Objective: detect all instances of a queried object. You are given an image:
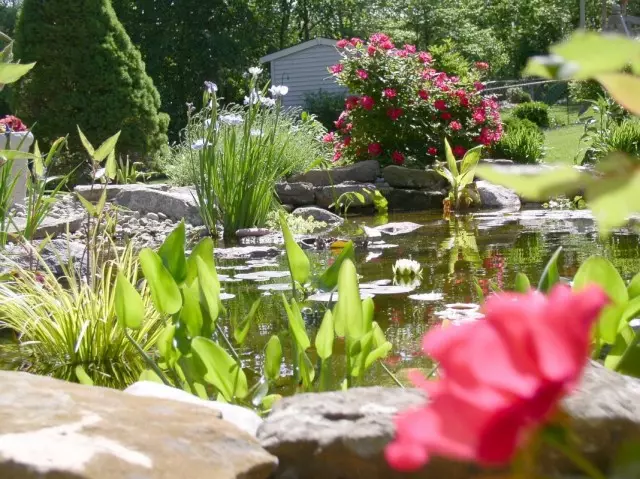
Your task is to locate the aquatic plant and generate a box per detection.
[435,139,482,210]
[392,258,422,278]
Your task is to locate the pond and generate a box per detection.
[2,207,640,396]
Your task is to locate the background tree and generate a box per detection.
[12,0,168,162]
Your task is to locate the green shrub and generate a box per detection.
[303,90,345,131]
[491,118,544,164]
[591,119,640,161]
[505,87,532,104]
[429,40,473,80]
[511,102,550,128]
[569,80,605,103]
[12,0,169,165]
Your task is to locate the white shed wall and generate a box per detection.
[270,44,347,108]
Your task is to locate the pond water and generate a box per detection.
[2,207,640,395]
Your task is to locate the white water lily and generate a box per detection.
[392,258,422,277]
[393,276,422,289]
[219,114,244,126]
[248,66,263,76]
[191,138,211,150]
[269,85,289,97]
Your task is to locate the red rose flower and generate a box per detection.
[459,97,470,107]
[322,132,335,143]
[418,52,433,64]
[440,112,452,121]
[351,37,364,46]
[370,33,389,43]
[361,96,375,110]
[345,96,359,110]
[383,88,397,99]
[474,81,485,91]
[357,69,369,80]
[343,136,352,147]
[0,115,27,132]
[336,39,350,48]
[387,107,404,121]
[475,61,490,70]
[473,108,486,124]
[333,150,342,162]
[427,147,438,155]
[391,151,405,165]
[418,90,429,100]
[404,44,417,54]
[452,145,466,157]
[368,142,383,156]
[367,45,377,56]
[385,284,608,471]
[334,118,345,129]
[329,64,343,74]
[434,99,447,111]
[450,121,462,131]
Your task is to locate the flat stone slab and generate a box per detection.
[289,160,380,187]
[0,370,276,479]
[386,188,445,211]
[276,182,315,206]
[382,165,446,189]
[314,182,377,209]
[10,213,84,239]
[215,246,280,260]
[291,206,343,225]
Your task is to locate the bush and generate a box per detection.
[327,33,502,167]
[303,90,345,131]
[569,80,605,103]
[12,0,169,164]
[505,87,532,104]
[591,119,640,161]
[511,102,550,128]
[491,118,544,164]
[428,40,473,80]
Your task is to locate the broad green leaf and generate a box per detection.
[279,211,310,285]
[186,237,215,285]
[0,61,35,85]
[315,310,334,360]
[114,272,145,329]
[435,164,455,187]
[350,331,373,377]
[572,256,628,304]
[75,193,96,216]
[32,141,43,177]
[264,335,282,381]
[139,369,163,384]
[93,130,121,163]
[371,321,387,347]
[538,247,562,293]
[233,298,260,345]
[75,365,93,386]
[192,336,248,401]
[0,150,40,161]
[597,74,640,116]
[139,248,182,315]
[45,137,67,168]
[458,145,482,188]
[77,126,95,157]
[334,259,364,341]
[362,297,374,333]
[317,241,355,290]
[597,304,626,345]
[514,272,531,293]
[475,165,587,201]
[251,379,269,407]
[282,295,310,350]
[444,138,459,176]
[196,256,220,333]
[157,323,177,365]
[180,282,203,337]
[158,222,187,284]
[628,272,640,299]
[105,149,117,180]
[261,394,282,410]
[365,341,392,369]
[298,350,315,388]
[95,189,108,216]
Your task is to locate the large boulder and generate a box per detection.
[291,207,344,225]
[275,182,315,206]
[114,185,203,226]
[382,166,446,190]
[476,180,521,209]
[386,188,446,211]
[0,370,277,479]
[314,182,377,209]
[258,362,640,478]
[289,160,380,187]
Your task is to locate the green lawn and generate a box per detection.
[544,124,585,164]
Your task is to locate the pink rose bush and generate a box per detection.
[327,33,502,166]
[385,284,608,471]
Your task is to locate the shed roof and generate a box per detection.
[260,38,338,63]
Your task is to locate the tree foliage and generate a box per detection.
[12,0,168,161]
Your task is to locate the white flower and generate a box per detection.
[244,90,261,105]
[219,114,244,126]
[392,258,422,277]
[191,138,211,150]
[204,81,218,93]
[260,97,276,107]
[250,128,262,136]
[269,85,289,97]
[248,66,263,76]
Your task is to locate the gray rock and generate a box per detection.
[479,158,515,166]
[236,228,275,238]
[74,183,169,203]
[314,182,377,209]
[258,362,640,479]
[374,222,423,236]
[146,212,159,221]
[276,182,315,206]
[10,214,85,240]
[291,207,344,225]
[289,160,380,187]
[0,370,276,479]
[215,246,281,260]
[476,180,521,209]
[1,239,87,278]
[386,188,446,211]
[382,166,446,189]
[125,381,263,438]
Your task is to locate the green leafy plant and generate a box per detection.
[116,155,146,184]
[510,101,550,128]
[505,87,532,104]
[303,90,345,131]
[491,118,544,164]
[435,139,482,209]
[579,94,629,164]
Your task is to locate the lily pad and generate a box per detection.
[220,292,236,301]
[257,283,293,292]
[365,251,383,262]
[374,222,422,236]
[363,285,416,295]
[217,265,253,271]
[234,271,290,281]
[445,303,480,311]
[368,242,399,249]
[408,292,444,301]
[307,291,375,302]
[360,279,393,288]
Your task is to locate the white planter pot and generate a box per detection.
[0,131,35,207]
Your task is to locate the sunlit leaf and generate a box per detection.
[105,149,117,180]
[196,256,220,333]
[282,295,310,350]
[317,241,355,290]
[75,193,96,216]
[139,248,182,315]
[75,365,93,386]
[350,331,373,377]
[538,247,562,293]
[180,282,203,337]
[365,341,392,369]
[279,211,310,285]
[192,336,248,401]
[459,145,482,189]
[362,297,375,333]
[261,394,282,410]
[32,140,43,177]
[114,272,145,329]
[233,298,260,345]
[158,221,187,284]
[597,74,640,116]
[315,310,334,360]
[628,272,640,299]
[444,138,459,177]
[0,61,35,85]
[93,130,121,163]
[371,321,387,348]
[77,126,95,157]
[573,256,628,304]
[298,349,315,388]
[139,369,163,384]
[334,259,364,341]
[186,237,215,285]
[514,272,531,293]
[264,335,282,381]
[157,323,177,366]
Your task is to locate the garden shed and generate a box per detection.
[260,38,347,108]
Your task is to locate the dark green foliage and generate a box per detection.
[303,90,344,130]
[12,0,169,163]
[511,102,551,128]
[506,87,532,104]
[492,118,544,164]
[591,119,640,161]
[569,80,605,103]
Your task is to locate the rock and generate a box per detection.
[1,239,87,278]
[276,182,315,206]
[215,246,281,260]
[0,370,277,479]
[124,381,263,438]
[291,207,344,225]
[314,182,377,209]
[158,212,167,220]
[374,222,423,236]
[476,180,521,209]
[236,228,275,238]
[386,188,446,211]
[10,214,85,240]
[289,160,380,187]
[258,362,640,478]
[146,212,159,221]
[382,166,446,189]
[479,158,515,166]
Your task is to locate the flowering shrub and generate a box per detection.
[0,115,27,133]
[325,33,502,167]
[385,283,608,471]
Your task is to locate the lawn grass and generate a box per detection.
[544,124,585,164]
